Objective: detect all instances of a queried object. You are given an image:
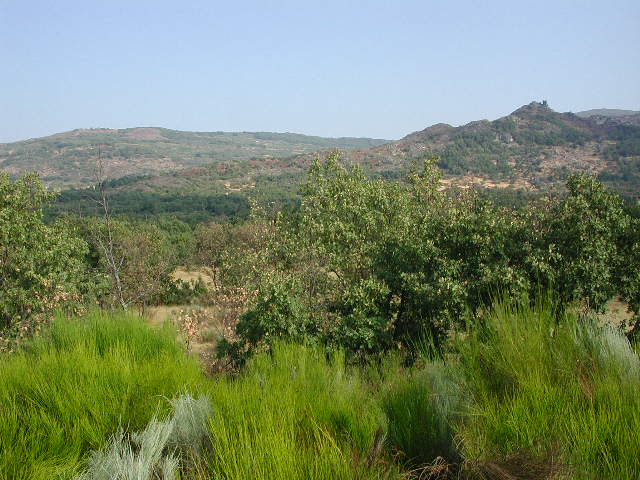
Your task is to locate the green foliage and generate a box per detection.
[543,174,630,309]
[618,215,640,334]
[0,173,94,343]
[217,278,314,364]
[142,216,198,267]
[193,219,280,291]
[78,217,179,308]
[0,310,205,480]
[216,156,638,363]
[605,125,640,158]
[48,189,250,225]
[329,278,394,359]
[154,277,208,306]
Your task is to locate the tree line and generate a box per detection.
[1,155,639,360]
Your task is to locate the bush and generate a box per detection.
[76,394,212,480]
[154,277,208,305]
[216,278,316,364]
[0,173,94,350]
[81,218,178,309]
[217,157,639,364]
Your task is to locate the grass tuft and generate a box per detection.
[77,394,211,480]
[458,296,640,479]
[204,343,395,479]
[0,310,204,480]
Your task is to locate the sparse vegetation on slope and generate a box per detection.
[39,102,640,227]
[0,128,388,187]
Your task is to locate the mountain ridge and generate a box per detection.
[576,108,640,118]
[0,128,389,186]
[4,103,640,213]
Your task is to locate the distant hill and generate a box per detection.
[574,109,640,128]
[279,101,640,198]
[52,102,639,223]
[10,102,640,222]
[360,102,640,197]
[0,128,389,187]
[576,109,640,118]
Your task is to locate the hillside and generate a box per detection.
[357,101,640,196]
[0,128,388,187]
[93,102,640,200]
[577,109,640,118]
[18,102,640,222]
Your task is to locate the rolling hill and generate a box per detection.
[354,101,640,196]
[576,109,640,118]
[0,128,389,187]
[5,101,640,223]
[104,101,638,201]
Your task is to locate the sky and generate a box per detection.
[1,0,639,143]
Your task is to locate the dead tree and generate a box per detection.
[92,149,129,309]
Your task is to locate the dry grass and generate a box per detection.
[144,305,225,369]
[596,297,636,329]
[474,454,571,480]
[172,268,215,287]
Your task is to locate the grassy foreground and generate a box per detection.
[459,300,640,478]
[0,311,205,480]
[1,301,639,479]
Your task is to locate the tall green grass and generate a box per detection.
[379,358,464,467]
[204,343,396,480]
[76,394,212,480]
[4,298,640,479]
[459,297,640,479]
[0,310,205,480]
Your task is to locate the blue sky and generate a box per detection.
[1,0,639,142]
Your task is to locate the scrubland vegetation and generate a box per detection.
[1,152,640,478]
[2,301,639,479]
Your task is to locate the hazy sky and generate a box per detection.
[1,0,639,142]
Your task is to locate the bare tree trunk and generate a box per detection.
[93,150,128,309]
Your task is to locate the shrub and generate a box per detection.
[76,394,212,480]
[216,278,316,364]
[0,173,94,350]
[81,218,177,309]
[219,157,639,364]
[154,277,208,305]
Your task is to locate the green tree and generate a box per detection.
[0,173,92,347]
[217,157,639,362]
[529,174,631,311]
[618,216,640,335]
[83,218,177,309]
